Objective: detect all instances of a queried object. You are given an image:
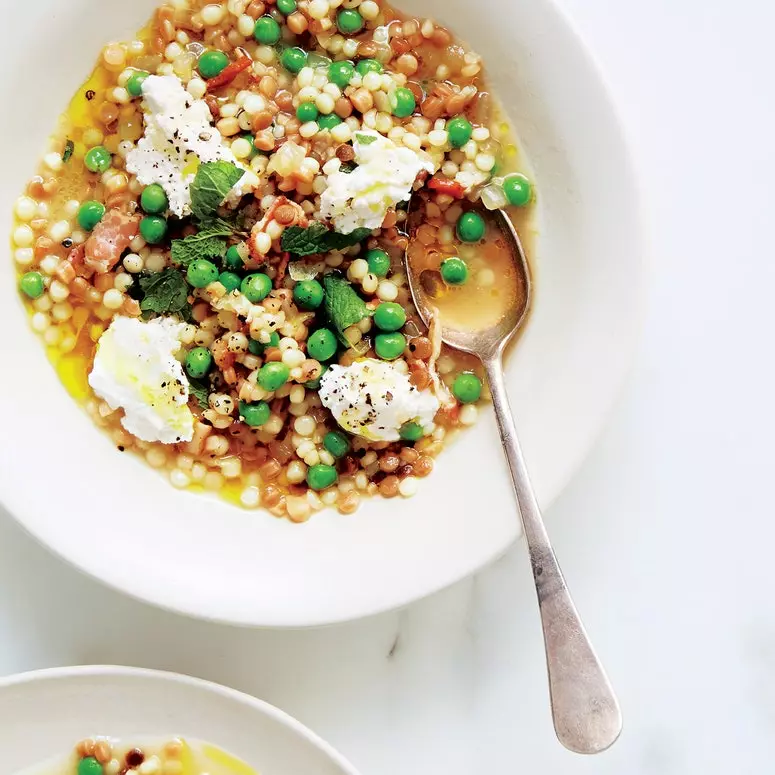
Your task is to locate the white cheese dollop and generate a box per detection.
[88,316,195,445]
[318,359,440,442]
[126,75,257,217]
[319,130,434,234]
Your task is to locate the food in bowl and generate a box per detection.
[11,0,535,520]
[21,738,256,775]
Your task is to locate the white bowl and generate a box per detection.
[0,666,359,775]
[0,0,642,626]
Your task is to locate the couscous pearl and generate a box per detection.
[187,77,207,100]
[49,280,70,303]
[399,476,419,497]
[36,201,49,218]
[360,0,379,19]
[308,0,330,20]
[297,67,315,88]
[289,385,306,404]
[315,93,336,114]
[15,196,37,221]
[33,295,53,312]
[49,220,72,242]
[114,273,134,292]
[287,460,308,484]
[123,253,144,273]
[319,450,336,467]
[459,404,479,425]
[330,122,352,143]
[347,258,369,281]
[361,273,378,295]
[472,126,491,142]
[63,199,80,219]
[204,471,224,490]
[299,121,319,138]
[40,255,60,274]
[170,469,191,489]
[31,312,50,333]
[52,302,73,322]
[231,137,253,159]
[202,3,226,24]
[237,14,255,37]
[165,42,183,61]
[363,71,382,92]
[475,152,496,171]
[377,280,398,301]
[221,458,242,479]
[44,152,63,172]
[13,225,34,248]
[71,229,87,245]
[130,235,146,252]
[103,289,124,310]
[243,93,267,114]
[43,326,62,346]
[428,129,448,147]
[14,248,34,266]
[294,415,317,437]
[240,486,261,507]
[145,252,166,272]
[321,489,338,506]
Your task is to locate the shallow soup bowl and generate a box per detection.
[0,0,642,626]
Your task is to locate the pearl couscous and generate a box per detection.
[12,0,535,521]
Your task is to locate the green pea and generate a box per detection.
[307,463,338,491]
[373,302,406,332]
[258,361,290,391]
[254,15,281,45]
[241,273,272,302]
[337,8,364,34]
[84,146,112,173]
[440,256,468,285]
[366,248,391,277]
[248,331,280,355]
[503,173,533,207]
[375,331,406,360]
[19,271,44,299]
[447,116,473,148]
[356,59,383,76]
[198,49,229,78]
[140,215,168,245]
[224,244,245,270]
[296,101,319,122]
[276,0,296,13]
[185,346,213,379]
[218,271,242,292]
[390,87,416,118]
[77,200,106,231]
[456,211,485,243]
[187,258,219,288]
[399,421,424,442]
[453,372,482,404]
[78,758,103,775]
[323,430,350,458]
[126,70,149,98]
[328,60,355,88]
[240,400,271,427]
[281,47,308,74]
[293,279,324,310]
[304,364,328,389]
[140,183,168,214]
[307,328,338,361]
[317,113,342,130]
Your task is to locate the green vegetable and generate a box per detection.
[141,183,169,214]
[366,248,391,277]
[140,215,168,245]
[187,378,211,409]
[456,212,485,242]
[77,200,106,231]
[323,274,369,344]
[126,70,149,98]
[440,256,468,285]
[84,146,111,173]
[281,47,308,74]
[399,421,424,442]
[296,101,319,122]
[62,139,74,163]
[218,271,242,292]
[447,116,473,148]
[323,430,350,458]
[293,279,324,310]
[307,463,338,491]
[78,758,103,775]
[276,0,296,14]
[503,173,533,207]
[281,222,372,257]
[199,49,229,78]
[337,8,363,34]
[254,15,281,44]
[258,362,290,391]
[373,302,406,332]
[453,372,482,403]
[241,273,272,302]
[19,271,44,299]
[328,60,355,88]
[190,161,245,222]
[185,347,213,379]
[375,332,406,360]
[224,244,245,269]
[186,259,219,288]
[390,87,416,118]
[356,59,383,76]
[249,331,280,355]
[239,400,271,427]
[317,114,342,130]
[307,328,338,361]
[171,228,231,267]
[354,132,377,145]
[138,268,191,319]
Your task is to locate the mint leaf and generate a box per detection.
[139,268,191,320]
[187,377,210,409]
[281,223,372,257]
[171,229,229,267]
[63,139,74,163]
[190,161,245,221]
[354,132,376,145]
[323,274,370,344]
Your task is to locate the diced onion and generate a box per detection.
[480,182,508,210]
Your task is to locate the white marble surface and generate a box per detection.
[1,0,773,771]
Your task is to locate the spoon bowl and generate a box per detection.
[404,199,623,755]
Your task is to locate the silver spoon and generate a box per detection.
[404,203,622,755]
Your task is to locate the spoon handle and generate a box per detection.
[482,354,622,755]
